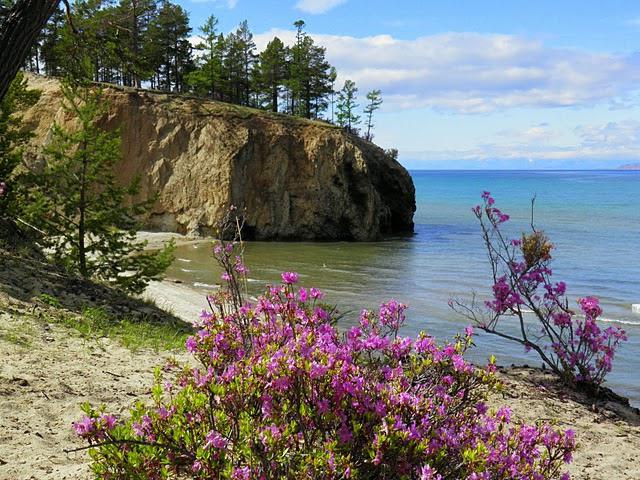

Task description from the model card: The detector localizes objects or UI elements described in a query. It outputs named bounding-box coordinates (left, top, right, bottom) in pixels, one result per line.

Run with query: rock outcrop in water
left=21, top=75, right=415, bottom=240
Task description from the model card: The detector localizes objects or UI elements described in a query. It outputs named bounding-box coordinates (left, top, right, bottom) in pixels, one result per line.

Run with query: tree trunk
left=78, top=140, right=88, bottom=278
left=0, top=0, right=60, bottom=102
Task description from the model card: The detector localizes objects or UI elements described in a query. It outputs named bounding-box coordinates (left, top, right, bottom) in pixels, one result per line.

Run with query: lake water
left=165, top=170, right=640, bottom=405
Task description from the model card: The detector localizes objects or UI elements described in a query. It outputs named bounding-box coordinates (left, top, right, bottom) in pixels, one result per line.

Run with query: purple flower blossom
left=72, top=416, right=94, bottom=437
left=100, top=414, right=117, bottom=430
left=185, top=336, right=198, bottom=353
left=205, top=430, right=228, bottom=449
left=310, top=287, right=324, bottom=300
left=281, top=271, right=299, bottom=284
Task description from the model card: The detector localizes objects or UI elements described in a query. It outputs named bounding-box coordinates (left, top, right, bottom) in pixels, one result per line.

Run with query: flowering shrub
left=452, top=192, right=627, bottom=391
left=72, top=233, right=575, bottom=479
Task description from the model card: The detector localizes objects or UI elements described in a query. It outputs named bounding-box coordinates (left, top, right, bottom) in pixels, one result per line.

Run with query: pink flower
left=185, top=336, right=198, bottom=353
left=231, top=466, right=251, bottom=480
left=281, top=271, right=299, bottom=284
left=100, top=414, right=117, bottom=430
left=310, top=287, right=324, bottom=300
left=205, top=430, right=228, bottom=449
left=338, top=424, right=352, bottom=443
left=72, top=416, right=94, bottom=437
left=579, top=296, right=602, bottom=319
left=298, top=287, right=308, bottom=302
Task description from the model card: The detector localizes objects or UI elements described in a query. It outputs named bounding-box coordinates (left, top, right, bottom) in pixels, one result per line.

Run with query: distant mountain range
left=618, top=163, right=640, bottom=170
left=399, top=158, right=640, bottom=170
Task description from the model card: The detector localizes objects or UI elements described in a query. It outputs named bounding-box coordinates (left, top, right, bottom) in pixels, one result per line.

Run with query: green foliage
left=39, top=293, right=62, bottom=308
left=363, top=89, right=383, bottom=141
left=336, top=79, right=360, bottom=134
left=24, top=81, right=174, bottom=293
left=26, top=6, right=350, bottom=124
left=146, top=1, right=193, bottom=92
left=254, top=37, right=287, bottom=112
left=286, top=20, right=334, bottom=118
left=187, top=15, right=223, bottom=98
left=0, top=71, right=41, bottom=239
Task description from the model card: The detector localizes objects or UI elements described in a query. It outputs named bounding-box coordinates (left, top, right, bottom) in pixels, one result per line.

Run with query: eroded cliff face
left=22, top=75, right=415, bottom=240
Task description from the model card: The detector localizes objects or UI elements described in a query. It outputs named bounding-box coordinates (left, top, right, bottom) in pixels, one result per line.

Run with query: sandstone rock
left=21, top=75, right=416, bottom=240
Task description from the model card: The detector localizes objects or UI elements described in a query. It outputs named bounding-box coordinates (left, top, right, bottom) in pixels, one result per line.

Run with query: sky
left=176, top=0, right=640, bottom=168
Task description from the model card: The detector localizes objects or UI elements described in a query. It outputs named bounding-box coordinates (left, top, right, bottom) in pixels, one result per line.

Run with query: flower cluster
left=461, top=192, right=627, bottom=389
left=75, top=266, right=574, bottom=478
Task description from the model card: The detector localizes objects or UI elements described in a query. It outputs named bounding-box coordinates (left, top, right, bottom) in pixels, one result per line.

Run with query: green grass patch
left=0, top=318, right=35, bottom=347
left=54, top=306, right=192, bottom=353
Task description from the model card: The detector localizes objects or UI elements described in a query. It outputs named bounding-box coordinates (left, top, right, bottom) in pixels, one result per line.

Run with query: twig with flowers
left=450, top=191, right=627, bottom=393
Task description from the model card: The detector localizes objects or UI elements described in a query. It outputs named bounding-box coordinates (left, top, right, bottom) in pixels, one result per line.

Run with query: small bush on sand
left=451, top=192, right=627, bottom=392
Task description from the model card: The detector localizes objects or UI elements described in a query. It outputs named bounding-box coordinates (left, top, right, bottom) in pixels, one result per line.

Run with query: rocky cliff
left=21, top=75, right=415, bottom=240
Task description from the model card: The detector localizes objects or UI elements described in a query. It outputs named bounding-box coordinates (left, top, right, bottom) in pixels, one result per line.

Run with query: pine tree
left=0, top=72, right=41, bottom=235
left=286, top=19, right=306, bottom=115
left=147, top=1, right=192, bottom=92
left=284, top=20, right=333, bottom=119
left=24, top=82, right=174, bottom=293
left=336, top=79, right=360, bottom=134
left=255, top=37, right=287, bottom=112
left=363, top=89, right=382, bottom=141
left=224, top=20, right=255, bottom=106
left=40, top=8, right=66, bottom=76
left=307, top=41, right=332, bottom=119
left=187, top=14, right=223, bottom=98
left=115, top=0, right=158, bottom=87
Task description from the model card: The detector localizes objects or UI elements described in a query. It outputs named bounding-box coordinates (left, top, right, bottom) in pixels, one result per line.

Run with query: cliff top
left=25, top=73, right=343, bottom=132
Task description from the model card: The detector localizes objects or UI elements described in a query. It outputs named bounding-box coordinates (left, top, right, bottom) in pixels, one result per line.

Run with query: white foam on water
left=632, top=304, right=640, bottom=314
left=507, top=308, right=640, bottom=326
left=178, top=258, right=192, bottom=263
left=194, top=282, right=218, bottom=289
left=599, top=316, right=640, bottom=326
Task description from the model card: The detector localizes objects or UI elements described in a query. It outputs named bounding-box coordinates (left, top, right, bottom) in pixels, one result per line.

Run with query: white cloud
left=294, top=0, right=347, bottom=14
left=576, top=120, right=640, bottom=148
left=254, top=29, right=640, bottom=114
left=404, top=120, right=640, bottom=162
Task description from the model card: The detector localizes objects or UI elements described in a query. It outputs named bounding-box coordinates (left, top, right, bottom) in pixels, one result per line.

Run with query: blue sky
left=178, top=0, right=640, bottom=168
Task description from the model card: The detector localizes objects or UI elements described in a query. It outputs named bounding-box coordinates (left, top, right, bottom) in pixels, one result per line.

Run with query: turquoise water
left=167, top=170, right=640, bottom=404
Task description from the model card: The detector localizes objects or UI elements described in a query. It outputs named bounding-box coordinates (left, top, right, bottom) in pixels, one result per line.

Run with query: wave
left=193, top=282, right=218, bottom=289
left=599, top=317, right=640, bottom=326
left=177, top=258, right=192, bottom=263
left=507, top=309, right=640, bottom=326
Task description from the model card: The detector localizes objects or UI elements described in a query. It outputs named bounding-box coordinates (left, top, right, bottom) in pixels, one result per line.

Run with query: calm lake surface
left=166, top=170, right=640, bottom=405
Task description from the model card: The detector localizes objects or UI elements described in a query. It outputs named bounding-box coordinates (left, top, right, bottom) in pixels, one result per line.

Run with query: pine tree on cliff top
left=336, top=79, right=360, bottom=134
left=255, top=36, right=287, bottom=112
left=23, top=80, right=174, bottom=293
left=363, top=89, right=383, bottom=141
